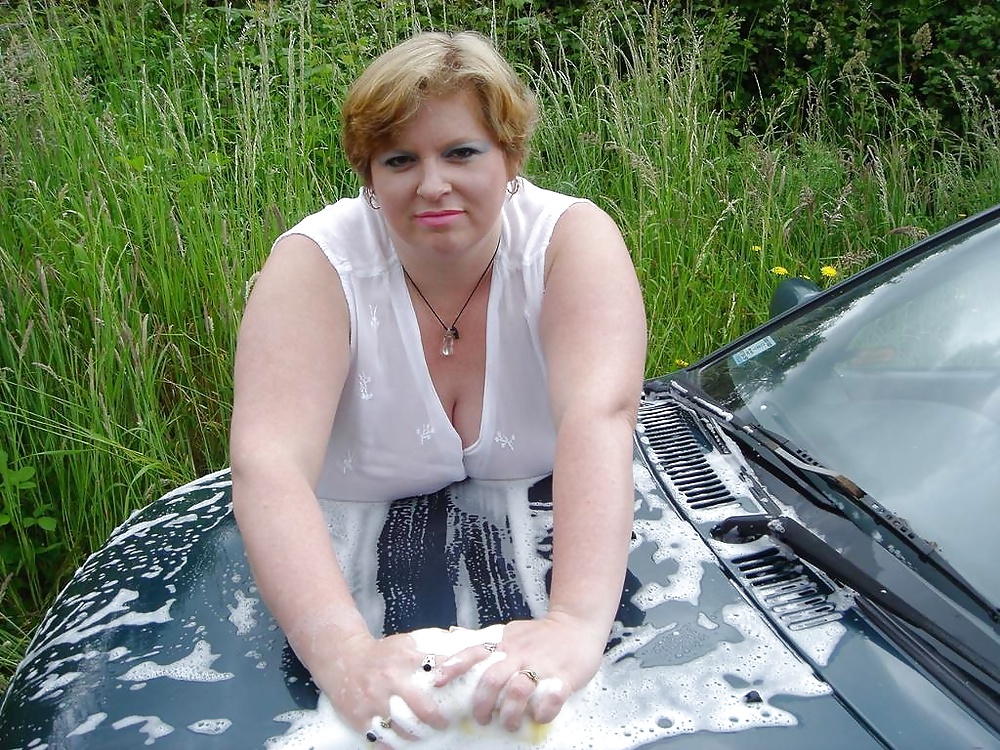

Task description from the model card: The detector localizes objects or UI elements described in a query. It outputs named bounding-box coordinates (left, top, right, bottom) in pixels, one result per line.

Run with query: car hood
left=2, top=397, right=997, bottom=749
left=629, top=392, right=999, bottom=749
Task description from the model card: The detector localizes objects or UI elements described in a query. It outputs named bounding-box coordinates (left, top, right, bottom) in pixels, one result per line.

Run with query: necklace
left=401, top=235, right=501, bottom=357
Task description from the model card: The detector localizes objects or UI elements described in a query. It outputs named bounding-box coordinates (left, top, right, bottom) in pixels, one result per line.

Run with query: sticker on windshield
left=731, top=335, right=777, bottom=366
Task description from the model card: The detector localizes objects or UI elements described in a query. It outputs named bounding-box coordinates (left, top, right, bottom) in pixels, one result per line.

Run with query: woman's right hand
left=318, top=631, right=451, bottom=745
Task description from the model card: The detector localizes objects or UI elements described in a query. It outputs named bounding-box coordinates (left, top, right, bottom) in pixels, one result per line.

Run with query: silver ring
left=367, top=714, right=391, bottom=743
left=483, top=642, right=499, bottom=653
left=517, top=667, right=539, bottom=685
left=421, top=654, right=436, bottom=672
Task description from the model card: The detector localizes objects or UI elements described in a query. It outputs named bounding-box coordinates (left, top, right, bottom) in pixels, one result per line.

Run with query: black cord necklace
left=401, top=234, right=501, bottom=357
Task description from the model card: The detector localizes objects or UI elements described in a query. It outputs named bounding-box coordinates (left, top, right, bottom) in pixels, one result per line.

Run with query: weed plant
left=1, top=0, right=999, bottom=690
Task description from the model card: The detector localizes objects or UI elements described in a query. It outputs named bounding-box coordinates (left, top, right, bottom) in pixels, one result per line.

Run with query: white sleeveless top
left=276, top=179, right=587, bottom=502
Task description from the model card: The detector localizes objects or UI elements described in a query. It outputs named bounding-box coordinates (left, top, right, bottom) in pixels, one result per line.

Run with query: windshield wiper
left=663, top=377, right=1000, bottom=625
left=711, top=512, right=1000, bottom=731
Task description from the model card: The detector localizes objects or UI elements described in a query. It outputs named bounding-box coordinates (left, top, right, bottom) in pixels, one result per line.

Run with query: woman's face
left=368, top=89, right=514, bottom=262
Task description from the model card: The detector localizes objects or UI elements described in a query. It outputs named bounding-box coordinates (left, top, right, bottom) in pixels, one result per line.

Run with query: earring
left=506, top=177, right=520, bottom=196
left=363, top=186, right=381, bottom=210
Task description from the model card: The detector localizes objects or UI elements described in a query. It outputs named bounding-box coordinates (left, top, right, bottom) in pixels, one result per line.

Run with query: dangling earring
left=363, top=186, right=381, bottom=210
left=506, top=177, right=520, bottom=196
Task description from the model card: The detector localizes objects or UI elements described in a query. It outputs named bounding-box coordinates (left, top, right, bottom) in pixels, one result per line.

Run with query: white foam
left=165, top=513, right=199, bottom=527
left=634, top=457, right=847, bottom=668
left=23, top=589, right=174, bottom=663
left=67, top=713, right=107, bottom=736
left=188, top=490, right=229, bottom=513
left=111, top=715, right=174, bottom=745
left=266, top=625, right=554, bottom=750
left=265, top=603, right=830, bottom=750
left=187, top=718, right=232, bottom=735
left=105, top=514, right=181, bottom=548
left=118, top=640, right=233, bottom=683
left=27, top=671, right=81, bottom=700
left=227, top=589, right=259, bottom=636
left=265, top=468, right=833, bottom=750
left=156, top=470, right=231, bottom=503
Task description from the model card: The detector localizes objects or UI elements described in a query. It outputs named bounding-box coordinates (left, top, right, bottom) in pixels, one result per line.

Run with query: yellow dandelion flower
left=771, top=266, right=789, bottom=276
left=820, top=265, right=838, bottom=278
left=752, top=245, right=762, bottom=252
left=675, top=358, right=690, bottom=368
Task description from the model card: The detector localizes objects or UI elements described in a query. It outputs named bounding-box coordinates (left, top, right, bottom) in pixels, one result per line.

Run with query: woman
left=230, top=30, right=647, bottom=744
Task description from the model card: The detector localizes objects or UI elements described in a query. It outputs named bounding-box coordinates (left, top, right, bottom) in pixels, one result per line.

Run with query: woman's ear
left=503, top=151, right=521, bottom=183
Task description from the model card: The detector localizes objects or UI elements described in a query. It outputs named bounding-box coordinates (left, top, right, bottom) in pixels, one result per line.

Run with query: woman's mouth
left=416, top=210, right=464, bottom=228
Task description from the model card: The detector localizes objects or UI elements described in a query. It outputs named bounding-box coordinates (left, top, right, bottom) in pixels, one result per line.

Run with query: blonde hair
left=341, top=31, right=538, bottom=184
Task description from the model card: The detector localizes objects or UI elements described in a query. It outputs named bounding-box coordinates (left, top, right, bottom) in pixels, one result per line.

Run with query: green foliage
left=692, top=0, right=1000, bottom=139
left=0, top=447, right=61, bottom=632
left=0, top=449, right=44, bottom=529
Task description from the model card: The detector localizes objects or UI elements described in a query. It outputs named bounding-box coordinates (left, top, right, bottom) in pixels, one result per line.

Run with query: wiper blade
left=712, top=513, right=1000, bottom=720
left=713, top=515, right=998, bottom=675
left=667, top=379, right=869, bottom=500
left=664, top=377, right=1000, bottom=622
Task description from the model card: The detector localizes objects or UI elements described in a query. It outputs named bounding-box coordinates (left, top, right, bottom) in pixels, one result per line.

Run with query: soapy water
left=264, top=606, right=829, bottom=750
left=264, top=461, right=834, bottom=750
left=6, top=452, right=842, bottom=749
left=118, top=640, right=234, bottom=684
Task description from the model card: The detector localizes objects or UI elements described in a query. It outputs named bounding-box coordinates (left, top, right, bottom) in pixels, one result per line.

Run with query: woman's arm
left=539, top=200, right=647, bottom=641
left=441, top=202, right=647, bottom=729
left=230, top=234, right=447, bottom=736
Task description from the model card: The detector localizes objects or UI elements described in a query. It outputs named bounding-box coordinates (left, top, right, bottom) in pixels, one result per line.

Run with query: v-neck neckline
left=391, top=247, right=501, bottom=453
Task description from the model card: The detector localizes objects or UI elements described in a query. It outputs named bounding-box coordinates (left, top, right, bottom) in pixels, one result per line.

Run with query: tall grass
left=2, top=0, right=999, bottom=690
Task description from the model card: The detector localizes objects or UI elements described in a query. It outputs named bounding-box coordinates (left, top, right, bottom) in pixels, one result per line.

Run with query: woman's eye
left=382, top=154, right=414, bottom=169
left=448, top=147, right=480, bottom=160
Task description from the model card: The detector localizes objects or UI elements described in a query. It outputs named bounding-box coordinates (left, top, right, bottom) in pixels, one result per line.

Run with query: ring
left=367, top=715, right=391, bottom=743
left=517, top=667, right=539, bottom=685
left=421, top=654, right=436, bottom=672
left=483, top=642, right=499, bottom=653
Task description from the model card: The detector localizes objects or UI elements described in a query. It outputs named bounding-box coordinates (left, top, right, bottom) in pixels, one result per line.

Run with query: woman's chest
left=416, top=304, right=488, bottom=449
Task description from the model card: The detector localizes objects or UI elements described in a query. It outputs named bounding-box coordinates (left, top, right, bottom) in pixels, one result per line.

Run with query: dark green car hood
left=1, top=397, right=997, bottom=749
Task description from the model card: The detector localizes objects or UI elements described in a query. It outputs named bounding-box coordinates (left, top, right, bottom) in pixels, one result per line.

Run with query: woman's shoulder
left=502, top=178, right=596, bottom=264
left=274, top=193, right=391, bottom=273
left=514, top=178, right=589, bottom=210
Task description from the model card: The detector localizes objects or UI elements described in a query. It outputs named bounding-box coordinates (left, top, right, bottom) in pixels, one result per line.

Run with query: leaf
left=36, top=517, right=58, bottom=532
left=0, top=513, right=10, bottom=526
left=8, top=465, right=36, bottom=489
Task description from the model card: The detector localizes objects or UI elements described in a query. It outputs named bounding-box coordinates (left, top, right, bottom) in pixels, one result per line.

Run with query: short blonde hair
left=341, top=31, right=538, bottom=184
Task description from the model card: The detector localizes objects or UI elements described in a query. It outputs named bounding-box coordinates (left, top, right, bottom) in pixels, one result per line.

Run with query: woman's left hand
left=433, top=613, right=608, bottom=731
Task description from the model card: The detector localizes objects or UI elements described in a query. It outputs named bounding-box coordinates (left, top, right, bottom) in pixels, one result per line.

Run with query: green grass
left=2, top=0, right=999, bottom=691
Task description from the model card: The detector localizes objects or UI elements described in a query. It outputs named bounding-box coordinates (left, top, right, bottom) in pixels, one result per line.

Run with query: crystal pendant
left=441, top=327, right=459, bottom=357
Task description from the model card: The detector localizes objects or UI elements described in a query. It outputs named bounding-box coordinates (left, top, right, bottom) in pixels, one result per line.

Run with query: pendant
left=441, top=327, right=459, bottom=357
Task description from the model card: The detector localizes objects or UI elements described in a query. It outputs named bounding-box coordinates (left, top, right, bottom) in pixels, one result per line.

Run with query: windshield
left=696, top=217, right=1000, bottom=608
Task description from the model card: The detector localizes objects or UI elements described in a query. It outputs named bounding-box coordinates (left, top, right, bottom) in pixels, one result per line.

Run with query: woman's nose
left=416, top=163, right=451, bottom=200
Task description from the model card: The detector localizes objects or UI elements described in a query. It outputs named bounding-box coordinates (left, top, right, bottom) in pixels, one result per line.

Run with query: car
left=637, top=201, right=1000, bottom=748
left=2, top=206, right=998, bottom=749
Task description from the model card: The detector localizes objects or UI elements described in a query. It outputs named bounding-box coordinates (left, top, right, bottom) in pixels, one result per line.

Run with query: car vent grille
left=638, top=397, right=842, bottom=631
left=733, top=548, right=842, bottom=630
left=638, top=400, right=736, bottom=510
